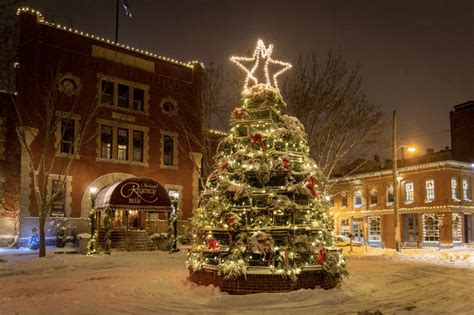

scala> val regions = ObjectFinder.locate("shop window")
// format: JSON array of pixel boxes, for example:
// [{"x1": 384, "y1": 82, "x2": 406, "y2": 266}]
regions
[
  {"x1": 463, "y1": 178, "x2": 471, "y2": 200},
  {"x1": 340, "y1": 218, "x2": 350, "y2": 237},
  {"x1": 405, "y1": 182, "x2": 414, "y2": 203},
  {"x1": 370, "y1": 189, "x2": 378, "y2": 206},
  {"x1": 100, "y1": 125, "x2": 113, "y2": 159},
  {"x1": 452, "y1": 213, "x2": 462, "y2": 243},
  {"x1": 341, "y1": 192, "x2": 348, "y2": 208},
  {"x1": 451, "y1": 177, "x2": 459, "y2": 200},
  {"x1": 425, "y1": 179, "x2": 435, "y2": 202},
  {"x1": 51, "y1": 179, "x2": 66, "y2": 217},
  {"x1": 117, "y1": 128, "x2": 129, "y2": 161},
  {"x1": 60, "y1": 118, "x2": 75, "y2": 154},
  {"x1": 368, "y1": 216, "x2": 381, "y2": 241},
  {"x1": 386, "y1": 184, "x2": 394, "y2": 205},
  {"x1": 353, "y1": 191, "x2": 363, "y2": 208},
  {"x1": 133, "y1": 131, "x2": 144, "y2": 162},
  {"x1": 423, "y1": 214, "x2": 440, "y2": 242}
]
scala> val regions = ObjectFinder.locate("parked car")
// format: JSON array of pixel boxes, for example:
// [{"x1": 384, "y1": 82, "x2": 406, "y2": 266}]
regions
[{"x1": 335, "y1": 235, "x2": 363, "y2": 247}]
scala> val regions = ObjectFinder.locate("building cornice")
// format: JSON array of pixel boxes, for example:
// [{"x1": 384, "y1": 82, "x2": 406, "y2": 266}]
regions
[
  {"x1": 17, "y1": 7, "x2": 204, "y2": 70},
  {"x1": 331, "y1": 160, "x2": 474, "y2": 183}
]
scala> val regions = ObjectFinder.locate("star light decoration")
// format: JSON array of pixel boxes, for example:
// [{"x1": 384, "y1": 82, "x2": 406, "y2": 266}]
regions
[{"x1": 230, "y1": 39, "x2": 292, "y2": 93}]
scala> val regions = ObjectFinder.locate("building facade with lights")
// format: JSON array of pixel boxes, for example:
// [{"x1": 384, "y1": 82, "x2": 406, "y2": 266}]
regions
[
  {"x1": 329, "y1": 152, "x2": 474, "y2": 248},
  {"x1": 0, "y1": 9, "x2": 204, "y2": 247}
]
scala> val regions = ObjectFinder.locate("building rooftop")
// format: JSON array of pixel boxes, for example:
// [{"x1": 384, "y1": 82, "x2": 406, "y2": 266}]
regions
[{"x1": 17, "y1": 7, "x2": 204, "y2": 70}]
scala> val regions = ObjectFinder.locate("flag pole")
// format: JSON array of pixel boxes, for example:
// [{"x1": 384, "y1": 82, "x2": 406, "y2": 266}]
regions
[{"x1": 115, "y1": 0, "x2": 119, "y2": 43}]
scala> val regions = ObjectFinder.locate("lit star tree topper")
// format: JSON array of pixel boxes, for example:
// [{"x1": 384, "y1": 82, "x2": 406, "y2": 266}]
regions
[{"x1": 230, "y1": 39, "x2": 292, "y2": 93}]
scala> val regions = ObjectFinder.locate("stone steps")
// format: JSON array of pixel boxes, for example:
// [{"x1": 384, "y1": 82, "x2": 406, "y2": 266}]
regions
[{"x1": 98, "y1": 230, "x2": 156, "y2": 251}]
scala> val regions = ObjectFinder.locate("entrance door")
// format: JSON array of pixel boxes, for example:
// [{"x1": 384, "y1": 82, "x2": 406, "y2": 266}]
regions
[
  {"x1": 403, "y1": 214, "x2": 418, "y2": 243},
  {"x1": 465, "y1": 215, "x2": 473, "y2": 243},
  {"x1": 352, "y1": 222, "x2": 365, "y2": 244}
]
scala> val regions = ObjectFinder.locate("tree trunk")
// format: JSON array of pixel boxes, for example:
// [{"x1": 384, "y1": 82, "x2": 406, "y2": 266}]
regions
[{"x1": 39, "y1": 210, "x2": 46, "y2": 257}]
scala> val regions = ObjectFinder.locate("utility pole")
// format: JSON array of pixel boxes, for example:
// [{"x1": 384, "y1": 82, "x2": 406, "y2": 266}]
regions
[{"x1": 392, "y1": 110, "x2": 401, "y2": 252}]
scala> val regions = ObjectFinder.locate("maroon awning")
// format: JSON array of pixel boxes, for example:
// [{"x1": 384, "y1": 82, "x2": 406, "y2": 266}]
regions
[{"x1": 94, "y1": 177, "x2": 171, "y2": 212}]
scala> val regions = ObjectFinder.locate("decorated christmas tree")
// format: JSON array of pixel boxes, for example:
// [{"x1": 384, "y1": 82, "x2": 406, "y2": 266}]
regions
[{"x1": 188, "y1": 40, "x2": 347, "y2": 293}]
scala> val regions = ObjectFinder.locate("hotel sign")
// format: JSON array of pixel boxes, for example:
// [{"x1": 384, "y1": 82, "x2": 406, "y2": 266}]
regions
[{"x1": 108, "y1": 177, "x2": 171, "y2": 209}]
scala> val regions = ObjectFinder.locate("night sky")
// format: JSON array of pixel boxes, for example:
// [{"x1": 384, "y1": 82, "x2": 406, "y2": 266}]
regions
[{"x1": 26, "y1": 0, "x2": 473, "y2": 155}]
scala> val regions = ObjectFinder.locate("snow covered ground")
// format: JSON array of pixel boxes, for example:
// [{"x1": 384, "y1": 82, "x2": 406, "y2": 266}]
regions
[{"x1": 1, "y1": 246, "x2": 473, "y2": 314}]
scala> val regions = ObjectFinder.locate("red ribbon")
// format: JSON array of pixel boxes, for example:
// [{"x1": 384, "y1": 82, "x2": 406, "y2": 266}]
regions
[
  {"x1": 317, "y1": 248, "x2": 326, "y2": 265},
  {"x1": 305, "y1": 176, "x2": 319, "y2": 198},
  {"x1": 207, "y1": 238, "x2": 220, "y2": 250},
  {"x1": 283, "y1": 157, "x2": 290, "y2": 170},
  {"x1": 219, "y1": 161, "x2": 228, "y2": 172},
  {"x1": 250, "y1": 133, "x2": 267, "y2": 152},
  {"x1": 233, "y1": 107, "x2": 244, "y2": 119}
]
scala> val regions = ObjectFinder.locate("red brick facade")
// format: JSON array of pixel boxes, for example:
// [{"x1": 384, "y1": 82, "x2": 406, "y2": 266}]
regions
[{"x1": 0, "y1": 9, "x2": 204, "y2": 246}]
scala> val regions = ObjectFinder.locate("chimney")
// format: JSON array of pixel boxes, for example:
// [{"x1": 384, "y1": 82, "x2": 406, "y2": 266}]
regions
[
  {"x1": 374, "y1": 154, "x2": 380, "y2": 163},
  {"x1": 426, "y1": 148, "x2": 434, "y2": 155}
]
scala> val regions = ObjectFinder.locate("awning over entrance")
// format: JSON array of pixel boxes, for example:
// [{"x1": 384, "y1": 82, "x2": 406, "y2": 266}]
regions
[{"x1": 94, "y1": 177, "x2": 171, "y2": 212}]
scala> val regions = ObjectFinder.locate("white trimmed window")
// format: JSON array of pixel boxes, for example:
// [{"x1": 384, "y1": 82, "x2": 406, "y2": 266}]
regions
[
  {"x1": 48, "y1": 174, "x2": 72, "y2": 217},
  {"x1": 160, "y1": 130, "x2": 179, "y2": 169},
  {"x1": 368, "y1": 216, "x2": 381, "y2": 241},
  {"x1": 451, "y1": 177, "x2": 459, "y2": 200},
  {"x1": 452, "y1": 213, "x2": 462, "y2": 243},
  {"x1": 98, "y1": 75, "x2": 149, "y2": 113},
  {"x1": 463, "y1": 177, "x2": 471, "y2": 201},
  {"x1": 386, "y1": 184, "x2": 394, "y2": 205},
  {"x1": 55, "y1": 111, "x2": 81, "y2": 157},
  {"x1": 423, "y1": 214, "x2": 441, "y2": 242},
  {"x1": 425, "y1": 179, "x2": 435, "y2": 202},
  {"x1": 405, "y1": 182, "x2": 414, "y2": 204},
  {"x1": 370, "y1": 189, "x2": 378, "y2": 206},
  {"x1": 97, "y1": 120, "x2": 149, "y2": 165},
  {"x1": 341, "y1": 192, "x2": 348, "y2": 208},
  {"x1": 340, "y1": 218, "x2": 350, "y2": 237},
  {"x1": 353, "y1": 190, "x2": 363, "y2": 208}
]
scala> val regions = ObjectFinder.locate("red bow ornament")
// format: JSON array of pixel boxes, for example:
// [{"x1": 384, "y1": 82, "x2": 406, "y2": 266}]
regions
[
  {"x1": 232, "y1": 107, "x2": 245, "y2": 120},
  {"x1": 250, "y1": 133, "x2": 267, "y2": 152},
  {"x1": 317, "y1": 248, "x2": 326, "y2": 266},
  {"x1": 282, "y1": 157, "x2": 290, "y2": 170},
  {"x1": 207, "y1": 236, "x2": 220, "y2": 250},
  {"x1": 305, "y1": 176, "x2": 319, "y2": 198}
]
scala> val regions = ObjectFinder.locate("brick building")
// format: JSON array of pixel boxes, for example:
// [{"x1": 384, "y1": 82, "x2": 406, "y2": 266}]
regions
[
  {"x1": 330, "y1": 149, "x2": 474, "y2": 248},
  {"x1": 0, "y1": 8, "x2": 204, "y2": 247},
  {"x1": 451, "y1": 100, "x2": 474, "y2": 163}
]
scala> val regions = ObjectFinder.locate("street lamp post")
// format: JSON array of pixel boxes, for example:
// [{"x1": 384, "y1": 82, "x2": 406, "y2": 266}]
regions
[
  {"x1": 392, "y1": 111, "x2": 416, "y2": 253},
  {"x1": 392, "y1": 111, "x2": 401, "y2": 252}
]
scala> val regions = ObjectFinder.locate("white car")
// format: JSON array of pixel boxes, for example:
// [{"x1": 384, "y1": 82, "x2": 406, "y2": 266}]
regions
[{"x1": 335, "y1": 235, "x2": 363, "y2": 247}]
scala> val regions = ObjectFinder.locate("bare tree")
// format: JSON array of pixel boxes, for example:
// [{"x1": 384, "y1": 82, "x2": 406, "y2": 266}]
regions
[
  {"x1": 282, "y1": 50, "x2": 384, "y2": 183},
  {"x1": 13, "y1": 60, "x2": 102, "y2": 257}
]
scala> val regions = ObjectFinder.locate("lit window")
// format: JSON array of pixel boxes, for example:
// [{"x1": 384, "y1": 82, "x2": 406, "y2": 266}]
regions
[
  {"x1": 354, "y1": 191, "x2": 363, "y2": 208},
  {"x1": 60, "y1": 118, "x2": 75, "y2": 154},
  {"x1": 423, "y1": 214, "x2": 440, "y2": 242},
  {"x1": 118, "y1": 84, "x2": 129, "y2": 108},
  {"x1": 51, "y1": 179, "x2": 65, "y2": 217},
  {"x1": 340, "y1": 218, "x2": 350, "y2": 237},
  {"x1": 133, "y1": 131, "x2": 144, "y2": 162},
  {"x1": 452, "y1": 213, "x2": 462, "y2": 243},
  {"x1": 451, "y1": 177, "x2": 458, "y2": 200},
  {"x1": 370, "y1": 189, "x2": 378, "y2": 205},
  {"x1": 341, "y1": 192, "x2": 348, "y2": 207},
  {"x1": 405, "y1": 182, "x2": 414, "y2": 203},
  {"x1": 463, "y1": 178, "x2": 471, "y2": 200},
  {"x1": 368, "y1": 216, "x2": 381, "y2": 242},
  {"x1": 386, "y1": 184, "x2": 394, "y2": 205},
  {"x1": 117, "y1": 128, "x2": 129, "y2": 160},
  {"x1": 100, "y1": 125, "x2": 113, "y2": 159},
  {"x1": 163, "y1": 135, "x2": 174, "y2": 166},
  {"x1": 425, "y1": 179, "x2": 435, "y2": 202}
]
